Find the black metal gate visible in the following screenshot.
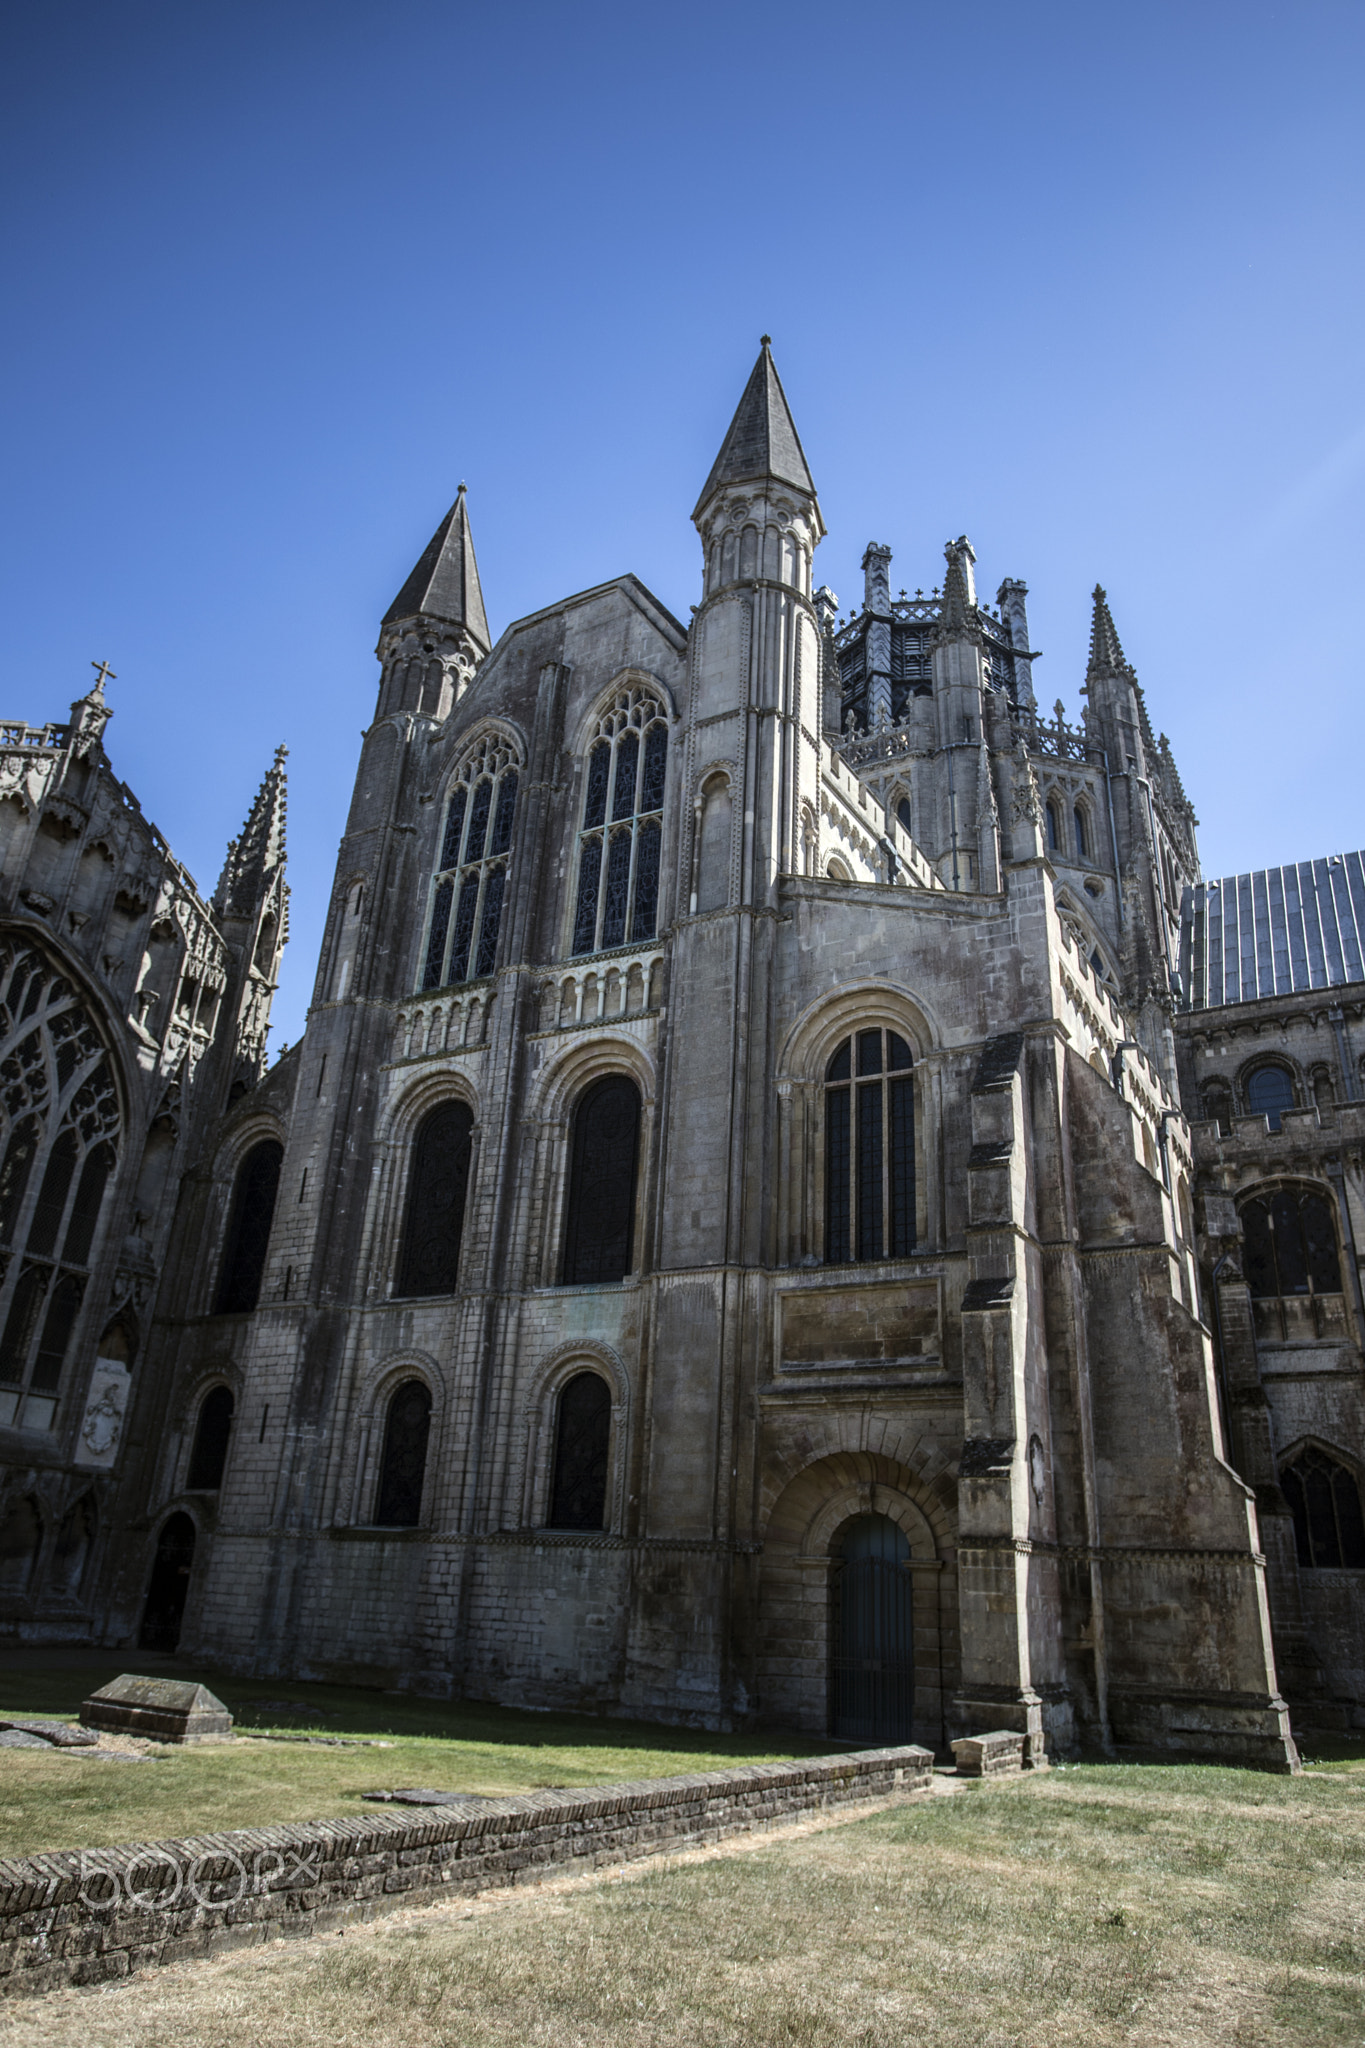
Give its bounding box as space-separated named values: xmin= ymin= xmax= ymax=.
xmin=830 ymin=1514 xmax=915 ymax=1745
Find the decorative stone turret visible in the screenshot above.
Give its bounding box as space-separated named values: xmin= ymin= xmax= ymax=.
xmin=376 ymin=485 xmax=491 ymax=724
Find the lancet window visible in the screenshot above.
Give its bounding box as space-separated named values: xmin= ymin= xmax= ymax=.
xmin=186 ymin=1385 xmax=235 ymax=1491
xmin=571 ymin=690 xmax=667 ymax=956
xmin=421 ymin=733 xmax=521 ymax=991
xmin=824 ymin=1029 xmax=915 ymax=1265
xmin=373 ymin=1379 xmax=433 ymax=1527
xmin=562 ymin=1076 xmax=641 ymax=1284
xmin=547 ymin=1371 xmax=612 ymax=1530
xmin=394 ymin=1100 xmax=474 ymax=1298
xmin=213 ymin=1140 xmax=283 ymax=1314
xmin=0 ymin=939 xmax=121 ymax=1432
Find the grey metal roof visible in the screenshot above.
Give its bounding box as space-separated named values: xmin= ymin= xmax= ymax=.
xmin=1179 ymin=853 xmax=1365 ymax=1009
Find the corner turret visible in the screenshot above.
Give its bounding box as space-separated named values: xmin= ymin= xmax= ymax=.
xmin=376 ymin=485 xmax=490 ymax=723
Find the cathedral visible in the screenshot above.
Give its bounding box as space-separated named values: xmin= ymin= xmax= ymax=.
xmin=1 ymin=342 xmax=1361 ymax=1769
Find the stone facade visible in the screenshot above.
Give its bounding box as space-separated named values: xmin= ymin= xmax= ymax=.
xmin=2 ymin=343 xmax=1359 ymax=1761
xmin=0 ymin=674 xmax=286 ymax=1631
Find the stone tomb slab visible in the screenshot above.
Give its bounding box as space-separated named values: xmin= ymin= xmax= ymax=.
xmin=80 ymin=1674 xmax=234 ymax=1743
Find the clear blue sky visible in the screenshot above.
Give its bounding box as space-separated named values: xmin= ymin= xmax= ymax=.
xmin=3 ymin=1 xmax=1362 ymax=1048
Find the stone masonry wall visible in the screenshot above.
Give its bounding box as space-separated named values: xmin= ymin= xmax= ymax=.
xmin=0 ymin=1746 xmax=932 ymax=1998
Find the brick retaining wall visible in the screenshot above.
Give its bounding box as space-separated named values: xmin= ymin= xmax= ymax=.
xmin=0 ymin=1744 xmax=933 ymax=1997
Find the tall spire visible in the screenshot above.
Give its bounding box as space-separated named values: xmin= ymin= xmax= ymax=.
xmin=215 ymin=744 xmax=288 ymax=916
xmin=693 ymin=337 xmax=816 ymax=517
xmin=383 ymin=484 xmax=490 ymax=651
xmin=1086 ymin=585 xmax=1133 ymax=680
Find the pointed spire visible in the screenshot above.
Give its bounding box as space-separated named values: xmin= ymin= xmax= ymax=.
xmin=1086 ymin=585 xmax=1133 ymax=680
xmin=215 ymin=745 xmax=288 ymax=916
xmin=693 ymin=337 xmax=816 ymax=518
xmin=935 ymin=536 xmax=979 ymax=641
xmin=383 ymin=484 xmax=490 ymax=650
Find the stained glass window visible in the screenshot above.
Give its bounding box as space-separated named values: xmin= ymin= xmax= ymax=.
xmin=548 ymin=1372 xmax=612 ymax=1530
xmin=395 ymin=1100 xmax=474 ymax=1297
xmin=1281 ymin=1446 xmax=1365 ymax=1568
xmin=571 ymin=691 xmax=668 ymax=956
xmin=0 ymin=940 xmax=121 ymax=1428
xmin=187 ymin=1385 xmax=235 ymax=1491
xmin=825 ymin=1030 xmax=914 ymax=1264
xmin=421 ymin=735 xmax=520 ymax=990
xmin=374 ymin=1379 xmax=432 ymax=1526
xmin=562 ymin=1076 xmax=640 ymax=1284
xmin=214 ymin=1141 xmax=283 ymax=1314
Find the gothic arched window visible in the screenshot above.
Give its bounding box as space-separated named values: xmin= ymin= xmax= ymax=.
xmin=1241 ymin=1188 xmax=1341 ymax=1299
xmin=562 ymin=1076 xmax=641 ymax=1284
xmin=572 ymin=690 xmax=668 ymax=955
xmin=422 ymin=733 xmax=520 ymax=991
xmin=186 ymin=1385 xmax=235 ymax=1491
xmin=825 ymin=1029 xmax=915 ymax=1265
xmin=395 ymin=1100 xmax=474 ymax=1297
xmin=896 ymin=797 xmax=912 ymax=836
xmin=1045 ymin=802 xmax=1061 ymax=853
xmin=1073 ymin=806 xmax=1088 ymax=860
xmin=548 ymin=1371 xmax=611 ymax=1530
xmin=1245 ymin=1064 xmax=1296 ymax=1132
xmin=1280 ymin=1446 xmax=1365 ymax=1569
xmin=213 ymin=1139 xmax=283 ymax=1314
xmin=373 ymin=1379 xmax=432 ymax=1526
xmin=0 ymin=939 xmax=120 ymax=1433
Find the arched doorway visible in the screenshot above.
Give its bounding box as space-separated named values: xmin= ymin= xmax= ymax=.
xmin=830 ymin=1513 xmax=915 ymax=1744
xmin=139 ymin=1512 xmax=195 ymax=1650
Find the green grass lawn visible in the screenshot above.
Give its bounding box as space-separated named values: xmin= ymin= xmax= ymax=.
xmin=0 ymin=1651 xmax=836 ymax=1859
xmin=4 ymin=1760 xmax=1365 ymax=2046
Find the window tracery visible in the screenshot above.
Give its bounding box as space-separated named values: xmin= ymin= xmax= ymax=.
xmin=1280 ymin=1445 xmax=1365 ymax=1569
xmin=0 ymin=938 xmax=120 ymax=1431
xmin=572 ymin=690 xmax=667 ymax=956
xmin=421 ymin=733 xmax=520 ymax=991
xmin=1240 ymin=1187 xmax=1341 ymax=1299
xmin=394 ymin=1100 xmax=474 ymax=1298
xmin=824 ymin=1029 xmax=915 ymax=1264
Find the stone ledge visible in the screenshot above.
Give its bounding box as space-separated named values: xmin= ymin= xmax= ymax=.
xmin=0 ymin=1745 xmax=932 ymax=1997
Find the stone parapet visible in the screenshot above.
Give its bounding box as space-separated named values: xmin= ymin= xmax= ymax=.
xmin=0 ymin=1745 xmax=932 ymax=1997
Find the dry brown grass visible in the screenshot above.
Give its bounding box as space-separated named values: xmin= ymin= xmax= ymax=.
xmin=4 ymin=1760 xmax=1365 ymax=2047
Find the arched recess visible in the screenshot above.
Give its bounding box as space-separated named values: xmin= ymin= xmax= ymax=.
xmin=753 ymin=1450 xmax=955 ymax=1747
xmin=49 ymin=1491 xmax=96 ymax=1598
xmin=774 ymin=984 xmax=940 ymax=1267
xmin=520 ymin=1341 xmax=630 ymax=1532
xmin=212 ymin=1130 xmax=284 ymax=1314
xmin=694 ymin=769 xmax=732 ymax=914
xmin=1239 ymin=1057 xmax=1299 ymax=1131
xmin=344 ymin=1351 xmax=445 ymax=1528
xmin=139 ymin=1511 xmax=196 ymax=1651
xmin=526 ymin=1036 xmax=656 ymax=1288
